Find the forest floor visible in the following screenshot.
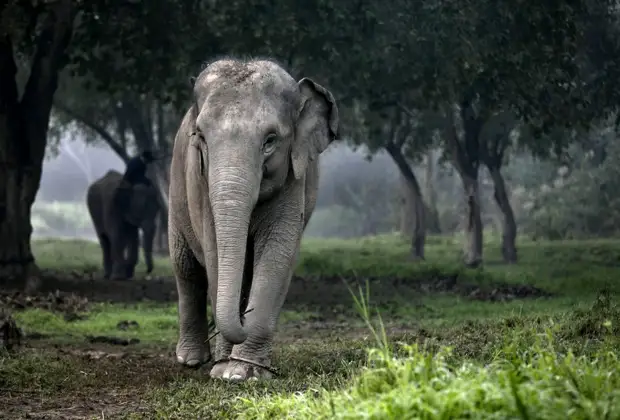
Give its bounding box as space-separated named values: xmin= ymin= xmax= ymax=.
xmin=1 ymin=235 xmax=619 ymax=419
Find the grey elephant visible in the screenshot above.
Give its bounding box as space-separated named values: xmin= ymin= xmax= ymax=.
xmin=168 ymin=58 xmax=339 ymax=381
xmin=86 ymin=170 xmax=160 ymax=280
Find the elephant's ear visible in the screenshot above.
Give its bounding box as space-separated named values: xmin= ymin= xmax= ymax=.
xmin=291 ymin=78 xmax=339 ymax=180
xmin=187 ymin=102 xmax=199 ymax=138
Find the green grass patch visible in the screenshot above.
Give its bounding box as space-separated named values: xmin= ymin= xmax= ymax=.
xmin=236 ymin=339 xmax=620 ymax=419
xmin=127 ymin=290 xmax=620 ymax=419
xmin=32 ymin=234 xmax=620 ymax=295
xmin=33 ymin=237 xmax=173 ymax=276
xmin=5 ymin=235 xmax=619 ymax=418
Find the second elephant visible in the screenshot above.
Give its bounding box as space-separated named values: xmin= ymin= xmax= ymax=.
xmin=86 ymin=170 xmax=160 ymax=280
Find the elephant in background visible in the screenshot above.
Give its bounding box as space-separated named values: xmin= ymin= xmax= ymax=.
xmin=87 ymin=170 xmax=160 ymax=280
xmin=169 ymin=58 xmax=338 ymax=381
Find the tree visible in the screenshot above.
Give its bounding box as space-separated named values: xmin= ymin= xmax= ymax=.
xmin=47 ymin=0 xmax=374 ymax=253
xmin=344 ymin=102 xmax=435 ymax=259
xmin=0 ymin=0 xmax=198 ymax=278
xmin=1 ymin=1 xmax=76 ymax=277
xmin=479 ymin=111 xmax=519 ymax=262
xmin=340 ymin=0 xmax=618 ymax=266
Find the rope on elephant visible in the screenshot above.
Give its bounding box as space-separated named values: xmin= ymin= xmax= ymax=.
xmin=204 ymin=307 xmax=255 ymax=343
xmin=211 ymin=356 xmax=279 ymax=377
xmin=228 ymin=356 xmax=279 ymax=376
xmin=203 ymin=307 xmax=278 ymax=375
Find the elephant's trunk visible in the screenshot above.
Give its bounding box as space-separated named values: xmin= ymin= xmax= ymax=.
xmin=208 ymin=162 xmax=259 ymax=345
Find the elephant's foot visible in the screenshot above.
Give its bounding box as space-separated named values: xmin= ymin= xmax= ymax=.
xmin=110 ymin=267 xmax=128 ymax=281
xmin=176 ymin=337 xmax=209 ymax=368
xmin=209 ymin=357 xmax=275 ymax=381
xmin=209 ymin=360 xmax=229 ymax=378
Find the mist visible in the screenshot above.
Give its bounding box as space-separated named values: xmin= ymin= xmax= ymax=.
xmin=33 ymin=136 xmax=405 ymax=241
xmin=33 ymin=134 xmax=125 ymax=240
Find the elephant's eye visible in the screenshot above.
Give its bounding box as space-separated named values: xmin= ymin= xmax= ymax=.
xmin=263 ymin=133 xmax=277 ymax=155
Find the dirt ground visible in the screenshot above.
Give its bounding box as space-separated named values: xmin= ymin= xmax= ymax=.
xmin=0 ymin=271 xmax=551 ymax=419
xmin=0 ymin=270 xmax=551 ymax=307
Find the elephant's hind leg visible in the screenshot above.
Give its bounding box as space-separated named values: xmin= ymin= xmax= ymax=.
xmin=98 ymin=234 xmax=112 ymax=279
xmin=170 ymin=224 xmax=210 ymax=368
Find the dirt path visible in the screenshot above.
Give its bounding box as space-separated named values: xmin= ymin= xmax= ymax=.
xmin=1 ymin=343 xmax=179 ymax=420
xmin=0 ymin=270 xmax=552 ymax=307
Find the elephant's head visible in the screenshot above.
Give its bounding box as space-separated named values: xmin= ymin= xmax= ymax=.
xmin=188 ymin=59 xmax=339 ymax=344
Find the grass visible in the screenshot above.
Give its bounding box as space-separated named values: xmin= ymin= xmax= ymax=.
xmin=1 ymin=234 xmax=619 ymax=419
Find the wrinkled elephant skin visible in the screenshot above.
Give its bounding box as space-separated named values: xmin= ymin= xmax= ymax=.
xmin=86 ymin=170 xmax=160 ymax=280
xmin=168 ymin=58 xmax=339 ymax=381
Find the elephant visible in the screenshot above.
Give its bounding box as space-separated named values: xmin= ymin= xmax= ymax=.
xmin=86 ymin=170 xmax=160 ymax=280
xmin=168 ymin=58 xmax=339 ymax=381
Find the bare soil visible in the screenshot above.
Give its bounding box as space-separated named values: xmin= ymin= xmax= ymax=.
xmin=0 ymin=344 xmax=182 ymax=420
xmin=0 ymin=270 xmax=552 ymax=308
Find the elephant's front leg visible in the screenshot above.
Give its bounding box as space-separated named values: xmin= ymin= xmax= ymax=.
xmin=170 ymin=224 xmax=210 ymax=367
xmin=109 ymin=227 xmax=128 ymax=280
xmin=218 ymin=204 xmax=303 ymax=381
xmin=98 ymin=234 xmax=112 ymax=279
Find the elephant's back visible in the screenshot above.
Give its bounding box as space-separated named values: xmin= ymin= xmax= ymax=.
xmin=101 ymin=170 xmax=123 ymax=184
xmin=86 ymin=170 xmax=123 ymax=213
xmin=88 ymin=170 xmax=123 ymax=190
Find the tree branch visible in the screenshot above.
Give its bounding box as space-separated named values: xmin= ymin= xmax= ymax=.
xmin=442 ymin=104 xmax=471 ymax=177
xmin=385 ymin=141 xmax=423 ymax=197
xmin=122 ymin=96 xmax=155 ymax=152
xmin=114 ymin=104 xmax=129 ymax=150
xmin=396 ymin=102 xmax=416 ymax=119
xmin=54 ymin=101 xmax=130 ymax=163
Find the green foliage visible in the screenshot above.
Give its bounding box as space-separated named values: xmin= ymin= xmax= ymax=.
xmin=66 ymin=1 xmax=201 ymax=105
xmin=521 ymin=126 xmax=620 ymax=239
xmin=237 ymin=327 xmax=620 ymax=419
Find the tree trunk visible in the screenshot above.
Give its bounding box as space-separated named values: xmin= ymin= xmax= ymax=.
xmin=488 ymin=167 xmax=518 ymax=263
xmin=0 ymin=131 xmax=40 ymax=278
xmin=387 ymin=145 xmax=425 ymax=260
xmin=461 ymin=175 xmax=483 ymax=267
xmin=424 ymin=149 xmax=441 ymax=234
xmin=443 ymin=98 xmax=486 ymax=267
xmin=0 ymin=4 xmax=75 ymax=280
xmin=399 ymin=173 xmax=415 ymax=238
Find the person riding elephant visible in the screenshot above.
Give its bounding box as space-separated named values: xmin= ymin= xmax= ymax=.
xmin=168 ymin=58 xmax=338 ymax=382
xmin=115 ymin=151 xmax=156 ymax=226
xmin=87 ymin=169 xmax=160 ymax=280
